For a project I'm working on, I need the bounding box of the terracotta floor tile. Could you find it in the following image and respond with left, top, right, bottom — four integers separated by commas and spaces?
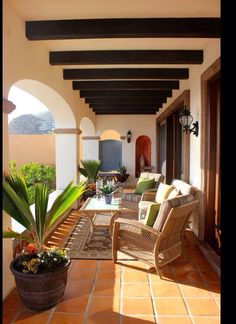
3, 291, 24, 310
49, 312, 84, 324
123, 283, 150, 297
123, 270, 149, 282
87, 296, 120, 315
200, 270, 220, 282
178, 283, 212, 297
14, 311, 50, 324
64, 282, 93, 298
207, 282, 221, 297
185, 298, 219, 316
55, 294, 89, 313
157, 316, 192, 324
86, 313, 120, 324
72, 259, 98, 269
192, 316, 220, 324
98, 260, 121, 271
122, 314, 156, 323
148, 272, 175, 284
93, 282, 121, 296
69, 268, 96, 281
175, 270, 204, 283
122, 297, 153, 315
214, 297, 220, 308
2, 310, 21, 324
96, 270, 121, 281
153, 298, 188, 315
121, 260, 148, 271
151, 283, 181, 297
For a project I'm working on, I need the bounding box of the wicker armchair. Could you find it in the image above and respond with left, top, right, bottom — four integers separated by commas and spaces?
112, 195, 198, 275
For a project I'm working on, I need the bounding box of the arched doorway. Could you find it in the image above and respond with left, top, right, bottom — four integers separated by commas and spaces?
99, 130, 122, 171
135, 135, 151, 177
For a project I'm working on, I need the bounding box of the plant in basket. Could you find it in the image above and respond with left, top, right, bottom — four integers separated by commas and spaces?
3, 172, 87, 311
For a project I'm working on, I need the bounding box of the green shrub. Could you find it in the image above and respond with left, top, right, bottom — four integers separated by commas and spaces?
9, 161, 56, 205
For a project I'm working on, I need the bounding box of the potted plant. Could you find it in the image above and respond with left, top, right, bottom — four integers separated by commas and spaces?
78, 160, 101, 198
99, 183, 117, 204
115, 163, 129, 183
2, 172, 87, 311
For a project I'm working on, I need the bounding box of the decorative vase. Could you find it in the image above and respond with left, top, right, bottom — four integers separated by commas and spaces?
104, 194, 112, 204
10, 254, 71, 311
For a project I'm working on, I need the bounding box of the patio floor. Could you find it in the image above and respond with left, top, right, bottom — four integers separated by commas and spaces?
3, 211, 220, 324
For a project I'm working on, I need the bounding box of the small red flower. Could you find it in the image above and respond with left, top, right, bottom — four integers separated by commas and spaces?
25, 243, 36, 253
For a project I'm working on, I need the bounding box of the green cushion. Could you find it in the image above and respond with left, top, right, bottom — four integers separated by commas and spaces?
134, 177, 155, 194
143, 203, 161, 227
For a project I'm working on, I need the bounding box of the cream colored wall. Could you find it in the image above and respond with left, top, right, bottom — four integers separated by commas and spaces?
3, 0, 95, 128
9, 134, 55, 166
96, 115, 157, 185
156, 39, 220, 236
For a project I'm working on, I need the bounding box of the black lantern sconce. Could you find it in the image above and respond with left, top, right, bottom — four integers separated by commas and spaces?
179, 107, 199, 137
127, 130, 132, 143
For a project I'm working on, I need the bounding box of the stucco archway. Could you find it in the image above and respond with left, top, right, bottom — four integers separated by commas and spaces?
8, 79, 78, 190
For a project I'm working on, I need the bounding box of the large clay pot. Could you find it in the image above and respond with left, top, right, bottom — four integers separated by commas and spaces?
10, 254, 71, 311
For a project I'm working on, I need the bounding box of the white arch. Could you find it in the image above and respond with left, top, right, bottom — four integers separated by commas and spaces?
80, 117, 95, 136
11, 79, 75, 128
7, 79, 78, 190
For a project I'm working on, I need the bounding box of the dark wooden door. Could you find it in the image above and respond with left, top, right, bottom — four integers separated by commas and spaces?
99, 139, 122, 171
135, 136, 151, 177
205, 76, 221, 255
166, 109, 183, 184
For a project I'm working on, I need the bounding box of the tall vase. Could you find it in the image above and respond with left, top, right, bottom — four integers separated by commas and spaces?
104, 194, 112, 204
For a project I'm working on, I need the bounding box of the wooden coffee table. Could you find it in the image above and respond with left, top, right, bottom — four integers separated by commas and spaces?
78, 197, 122, 241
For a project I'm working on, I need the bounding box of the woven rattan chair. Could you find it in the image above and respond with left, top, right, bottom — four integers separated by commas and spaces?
112, 195, 198, 275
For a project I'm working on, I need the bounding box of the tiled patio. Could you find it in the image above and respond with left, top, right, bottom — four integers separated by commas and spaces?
3, 229, 220, 324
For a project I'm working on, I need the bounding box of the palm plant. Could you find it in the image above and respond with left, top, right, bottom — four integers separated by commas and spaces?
3, 173, 87, 252
78, 159, 101, 183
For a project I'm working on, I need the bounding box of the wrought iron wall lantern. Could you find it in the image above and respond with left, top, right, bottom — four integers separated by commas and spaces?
127, 130, 132, 143
179, 107, 199, 137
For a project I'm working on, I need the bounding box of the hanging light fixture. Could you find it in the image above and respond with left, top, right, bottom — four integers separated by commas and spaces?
179, 107, 199, 137
127, 130, 132, 143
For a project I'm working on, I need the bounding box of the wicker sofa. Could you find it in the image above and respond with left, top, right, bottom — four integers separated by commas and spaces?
121, 172, 164, 207
138, 179, 199, 220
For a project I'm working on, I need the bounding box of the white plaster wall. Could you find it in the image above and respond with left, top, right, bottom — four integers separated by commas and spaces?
96, 115, 157, 186
188, 39, 220, 188
3, 1, 95, 128
82, 140, 99, 161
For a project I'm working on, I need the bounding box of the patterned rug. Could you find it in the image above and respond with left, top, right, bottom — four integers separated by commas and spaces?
64, 203, 138, 260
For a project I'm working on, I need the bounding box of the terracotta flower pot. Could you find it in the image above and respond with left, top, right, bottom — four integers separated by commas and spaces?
10, 254, 71, 311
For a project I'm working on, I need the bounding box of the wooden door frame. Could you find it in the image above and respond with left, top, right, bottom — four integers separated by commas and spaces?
200, 57, 220, 241
156, 90, 190, 183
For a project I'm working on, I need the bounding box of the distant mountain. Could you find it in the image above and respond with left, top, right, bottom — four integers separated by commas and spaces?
9, 113, 55, 134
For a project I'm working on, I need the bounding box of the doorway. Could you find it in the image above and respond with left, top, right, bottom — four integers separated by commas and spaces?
135, 136, 151, 177
201, 58, 221, 255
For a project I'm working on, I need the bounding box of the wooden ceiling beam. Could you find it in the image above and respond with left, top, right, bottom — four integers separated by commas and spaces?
94, 110, 157, 115
73, 80, 179, 90
90, 104, 160, 110
50, 50, 203, 65
85, 97, 166, 104
80, 89, 172, 98
26, 18, 220, 40
63, 68, 189, 80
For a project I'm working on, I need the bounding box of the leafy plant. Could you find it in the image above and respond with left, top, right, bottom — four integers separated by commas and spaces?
9, 161, 56, 205
99, 184, 117, 195
118, 163, 127, 175
78, 160, 101, 183
3, 172, 87, 253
